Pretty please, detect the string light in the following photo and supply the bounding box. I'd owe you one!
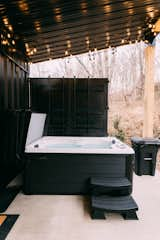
[128,8,134,15]
[8,25,13,32]
[85,36,90,45]
[65,50,68,56]
[2,16,9,25]
[34,21,41,32]
[11,48,16,52]
[104,5,111,14]
[24,43,38,56]
[54,8,62,22]
[67,40,71,49]
[1,40,8,45]
[80,1,88,15]
[47,48,50,53]
[18,0,29,14]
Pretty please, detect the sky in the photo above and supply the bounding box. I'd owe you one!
[30,36,160,93]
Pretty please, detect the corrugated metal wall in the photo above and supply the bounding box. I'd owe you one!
[0,53,28,110]
[0,51,29,189]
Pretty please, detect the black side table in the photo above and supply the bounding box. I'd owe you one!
[131,137,160,176]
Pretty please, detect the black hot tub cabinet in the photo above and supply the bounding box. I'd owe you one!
[24,150,134,195]
[23,113,134,195]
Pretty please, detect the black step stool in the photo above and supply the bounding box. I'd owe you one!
[91,195,138,220]
[90,177,132,196]
[90,177,138,220]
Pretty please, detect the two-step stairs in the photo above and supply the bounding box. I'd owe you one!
[90,177,138,220]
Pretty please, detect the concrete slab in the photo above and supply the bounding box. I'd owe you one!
[5,172,160,240]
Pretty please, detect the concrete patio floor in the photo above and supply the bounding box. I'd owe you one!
[4,171,160,240]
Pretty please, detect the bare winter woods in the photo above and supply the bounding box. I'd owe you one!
[30,38,160,145]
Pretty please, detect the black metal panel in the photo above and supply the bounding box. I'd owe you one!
[0,53,29,110]
[49,78,68,135]
[31,78,50,112]
[0,51,29,190]
[0,110,31,190]
[30,78,108,136]
[23,153,132,194]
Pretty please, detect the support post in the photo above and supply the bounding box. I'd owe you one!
[143,45,155,138]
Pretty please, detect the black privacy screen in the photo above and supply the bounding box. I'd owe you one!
[30,78,108,136]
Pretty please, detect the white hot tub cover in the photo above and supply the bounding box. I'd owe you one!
[25,113,47,146]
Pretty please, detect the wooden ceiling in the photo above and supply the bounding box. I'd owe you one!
[0,0,160,63]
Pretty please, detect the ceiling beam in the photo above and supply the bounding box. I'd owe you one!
[155,18,160,32]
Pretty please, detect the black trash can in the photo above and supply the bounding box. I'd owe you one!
[131,137,160,176]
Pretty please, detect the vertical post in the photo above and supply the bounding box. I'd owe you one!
[143,45,155,138]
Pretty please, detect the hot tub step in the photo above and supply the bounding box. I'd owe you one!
[91,195,138,220]
[90,177,132,196]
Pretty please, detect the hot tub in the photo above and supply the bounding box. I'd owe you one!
[23,113,134,194]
